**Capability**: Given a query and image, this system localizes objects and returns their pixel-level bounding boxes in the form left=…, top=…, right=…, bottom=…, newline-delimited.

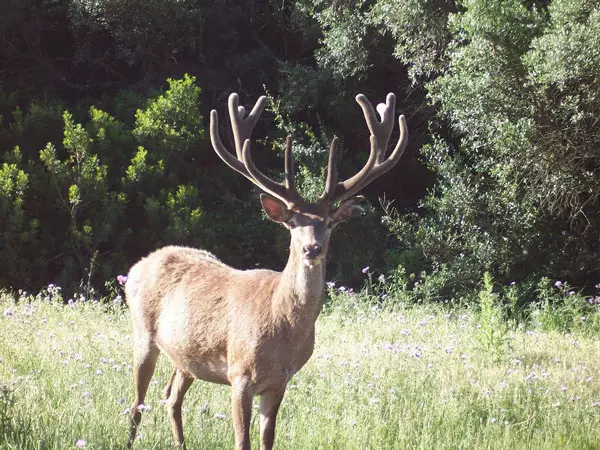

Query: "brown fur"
left=125, top=227, right=330, bottom=450
left=125, top=91, right=408, bottom=450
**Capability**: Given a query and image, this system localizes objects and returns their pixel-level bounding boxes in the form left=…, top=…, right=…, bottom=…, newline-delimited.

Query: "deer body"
left=126, top=92, right=408, bottom=449
left=127, top=244, right=323, bottom=390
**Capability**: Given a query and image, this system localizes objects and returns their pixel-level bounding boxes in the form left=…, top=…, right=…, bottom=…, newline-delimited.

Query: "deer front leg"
left=259, top=390, right=285, bottom=450
left=127, top=343, right=160, bottom=449
left=231, top=376, right=254, bottom=450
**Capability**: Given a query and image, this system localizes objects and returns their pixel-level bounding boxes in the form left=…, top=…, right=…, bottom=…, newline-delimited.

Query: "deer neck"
left=273, top=244, right=326, bottom=326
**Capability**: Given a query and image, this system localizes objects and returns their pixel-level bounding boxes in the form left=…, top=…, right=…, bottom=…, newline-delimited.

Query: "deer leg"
left=231, top=376, right=254, bottom=450
left=166, top=369, right=194, bottom=449
left=259, top=390, right=285, bottom=450
left=127, top=341, right=160, bottom=449
left=163, top=368, right=177, bottom=400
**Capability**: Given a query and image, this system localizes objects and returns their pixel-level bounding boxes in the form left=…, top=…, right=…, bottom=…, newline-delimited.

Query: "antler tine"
left=352, top=114, right=408, bottom=191
left=321, top=93, right=409, bottom=204
left=229, top=93, right=267, bottom=159
left=284, top=135, right=298, bottom=196
left=356, top=93, right=396, bottom=164
left=319, top=136, right=340, bottom=201
left=210, top=109, right=254, bottom=182
left=210, top=93, right=300, bottom=206
left=241, top=139, right=300, bottom=204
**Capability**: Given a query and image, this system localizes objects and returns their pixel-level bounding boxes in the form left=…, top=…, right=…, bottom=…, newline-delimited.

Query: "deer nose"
left=302, top=244, right=322, bottom=258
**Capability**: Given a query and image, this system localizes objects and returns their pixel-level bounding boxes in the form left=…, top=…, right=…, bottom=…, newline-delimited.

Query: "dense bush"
left=378, top=0, right=600, bottom=302
left=1, top=0, right=600, bottom=307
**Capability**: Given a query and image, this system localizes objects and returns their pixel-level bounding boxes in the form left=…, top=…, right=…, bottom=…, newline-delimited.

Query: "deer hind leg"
left=231, top=376, right=254, bottom=450
left=126, top=338, right=160, bottom=449
left=165, top=369, right=194, bottom=449
left=259, top=390, right=285, bottom=450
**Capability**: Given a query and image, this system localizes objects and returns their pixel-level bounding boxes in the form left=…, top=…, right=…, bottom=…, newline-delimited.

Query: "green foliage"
left=134, top=75, right=204, bottom=154
left=383, top=0, right=600, bottom=303
left=2, top=0, right=600, bottom=309
left=315, top=7, right=371, bottom=80
left=0, top=147, right=38, bottom=288
left=145, top=184, right=207, bottom=246
left=531, top=278, right=600, bottom=333
left=39, top=110, right=128, bottom=291
left=68, top=0, right=203, bottom=69
left=475, top=273, right=510, bottom=361
left=368, top=0, right=453, bottom=82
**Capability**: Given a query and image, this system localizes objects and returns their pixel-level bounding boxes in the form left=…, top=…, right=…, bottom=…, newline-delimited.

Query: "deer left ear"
left=331, top=197, right=364, bottom=223
left=260, top=194, right=293, bottom=223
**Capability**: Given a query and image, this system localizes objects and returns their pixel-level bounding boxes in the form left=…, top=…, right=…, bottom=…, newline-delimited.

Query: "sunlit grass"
left=2, top=288, right=600, bottom=449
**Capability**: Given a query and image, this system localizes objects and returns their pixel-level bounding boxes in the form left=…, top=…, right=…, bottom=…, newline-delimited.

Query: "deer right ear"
left=331, top=197, right=364, bottom=223
left=260, top=194, right=292, bottom=223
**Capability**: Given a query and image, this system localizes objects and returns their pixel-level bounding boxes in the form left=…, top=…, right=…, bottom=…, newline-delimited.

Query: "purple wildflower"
left=117, top=275, right=128, bottom=286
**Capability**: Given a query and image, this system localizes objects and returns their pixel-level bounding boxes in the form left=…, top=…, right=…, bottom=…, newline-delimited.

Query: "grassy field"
left=2, top=288, right=600, bottom=449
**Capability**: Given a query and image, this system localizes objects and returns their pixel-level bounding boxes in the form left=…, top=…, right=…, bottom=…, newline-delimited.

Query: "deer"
left=124, top=91, right=408, bottom=450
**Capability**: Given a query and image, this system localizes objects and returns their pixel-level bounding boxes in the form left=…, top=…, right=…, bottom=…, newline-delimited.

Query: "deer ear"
left=260, top=194, right=292, bottom=223
left=331, top=197, right=364, bottom=223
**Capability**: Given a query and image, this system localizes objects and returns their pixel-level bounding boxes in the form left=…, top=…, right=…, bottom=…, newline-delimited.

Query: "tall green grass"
left=2, top=286, right=600, bottom=449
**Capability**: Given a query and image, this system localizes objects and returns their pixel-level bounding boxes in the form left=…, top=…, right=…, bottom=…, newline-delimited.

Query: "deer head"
left=210, top=92, right=408, bottom=268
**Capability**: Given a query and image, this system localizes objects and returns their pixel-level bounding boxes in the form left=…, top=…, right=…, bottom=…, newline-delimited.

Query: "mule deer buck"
left=125, top=91, right=408, bottom=449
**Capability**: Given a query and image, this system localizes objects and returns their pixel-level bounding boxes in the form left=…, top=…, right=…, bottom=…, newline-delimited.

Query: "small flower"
left=554, top=280, right=563, bottom=288
left=82, top=391, right=91, bottom=398
left=3, top=309, right=14, bottom=317
left=214, top=413, right=226, bottom=419
left=75, top=439, right=86, bottom=448
left=326, top=281, right=336, bottom=289
left=96, top=369, right=103, bottom=376
left=361, top=266, right=370, bottom=274
left=378, top=274, right=386, bottom=283
left=116, top=275, right=128, bottom=286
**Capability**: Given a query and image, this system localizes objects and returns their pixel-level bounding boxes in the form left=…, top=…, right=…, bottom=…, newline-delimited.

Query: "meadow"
left=2, top=286, right=600, bottom=449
